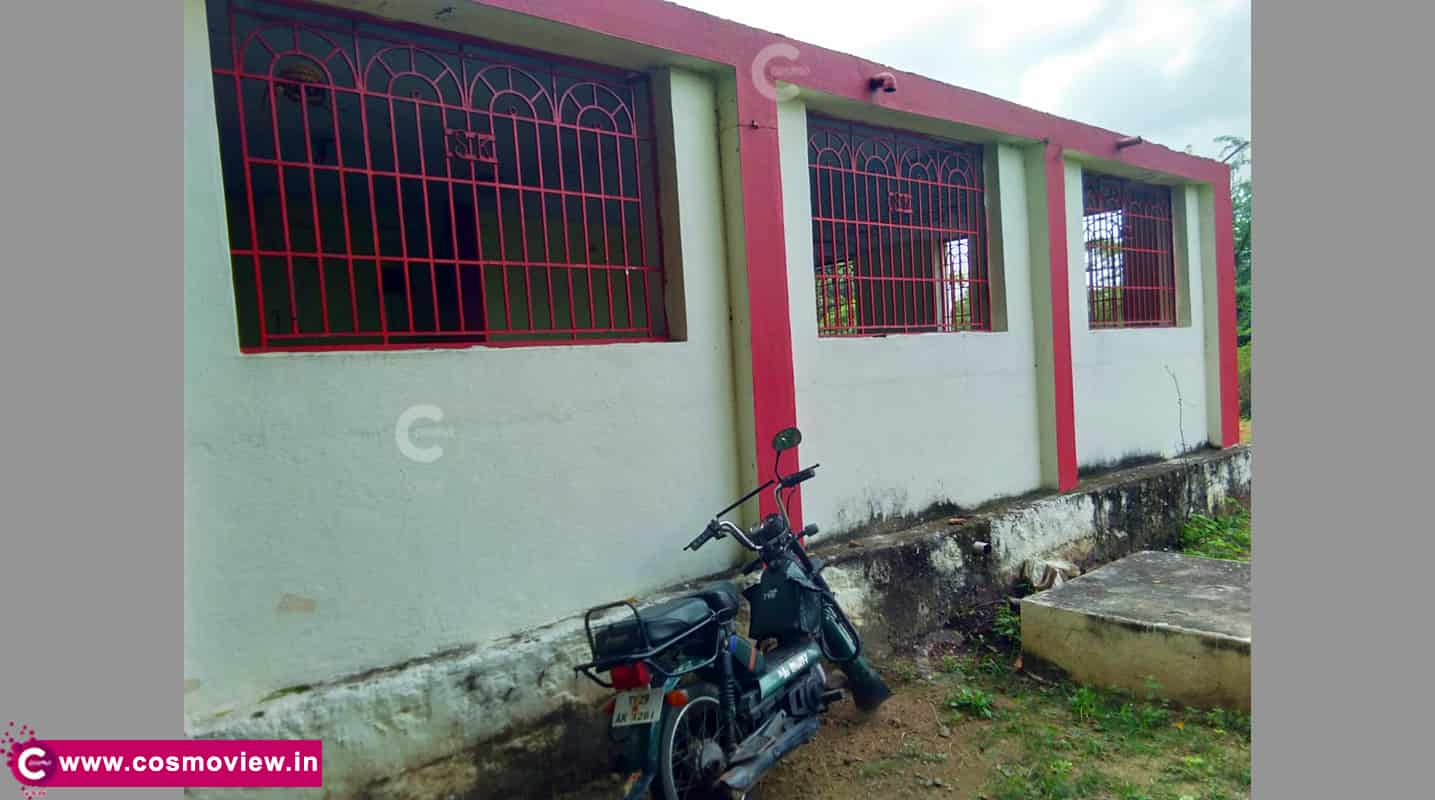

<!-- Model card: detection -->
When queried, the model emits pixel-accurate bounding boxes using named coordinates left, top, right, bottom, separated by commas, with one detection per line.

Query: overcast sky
left=670, top=0, right=1250, bottom=161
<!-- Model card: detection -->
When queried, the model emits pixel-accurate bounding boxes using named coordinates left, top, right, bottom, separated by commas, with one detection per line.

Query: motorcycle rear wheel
left=654, top=684, right=750, bottom=800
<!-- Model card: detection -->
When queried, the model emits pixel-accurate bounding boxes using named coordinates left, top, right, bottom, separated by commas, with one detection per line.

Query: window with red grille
left=1081, top=172, right=1177, bottom=329
left=206, top=0, right=666, bottom=351
left=807, top=116, right=992, bottom=336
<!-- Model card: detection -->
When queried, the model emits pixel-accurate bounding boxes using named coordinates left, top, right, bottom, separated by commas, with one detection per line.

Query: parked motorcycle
left=574, top=426, right=893, bottom=799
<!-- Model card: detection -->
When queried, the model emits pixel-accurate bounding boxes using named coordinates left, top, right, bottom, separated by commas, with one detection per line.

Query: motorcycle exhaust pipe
left=718, top=715, right=820, bottom=792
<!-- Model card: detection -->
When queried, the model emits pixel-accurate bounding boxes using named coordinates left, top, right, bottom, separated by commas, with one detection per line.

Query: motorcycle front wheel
left=655, top=683, right=750, bottom=800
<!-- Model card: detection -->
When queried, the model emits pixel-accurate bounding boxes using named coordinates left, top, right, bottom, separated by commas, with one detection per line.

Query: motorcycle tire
left=654, top=683, right=750, bottom=800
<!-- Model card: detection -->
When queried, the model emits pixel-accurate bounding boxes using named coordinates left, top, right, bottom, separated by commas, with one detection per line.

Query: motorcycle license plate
left=611, top=688, right=664, bottom=727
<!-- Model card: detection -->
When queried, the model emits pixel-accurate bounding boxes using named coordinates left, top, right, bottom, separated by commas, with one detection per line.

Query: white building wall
left=1065, top=162, right=1214, bottom=467
left=185, top=0, right=744, bottom=718
left=777, top=99, right=1046, bottom=535
left=185, top=0, right=1229, bottom=726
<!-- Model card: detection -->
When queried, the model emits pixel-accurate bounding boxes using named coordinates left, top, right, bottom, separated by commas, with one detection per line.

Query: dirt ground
left=554, top=643, right=1251, bottom=800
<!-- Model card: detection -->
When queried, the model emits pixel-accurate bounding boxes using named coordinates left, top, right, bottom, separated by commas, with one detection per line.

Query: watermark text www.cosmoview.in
left=4, top=728, right=322, bottom=794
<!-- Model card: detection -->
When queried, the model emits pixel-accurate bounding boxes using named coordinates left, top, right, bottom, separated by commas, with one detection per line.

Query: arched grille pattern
left=206, top=0, right=665, bottom=351
left=1081, top=172, right=1177, bottom=329
left=807, top=116, right=992, bottom=336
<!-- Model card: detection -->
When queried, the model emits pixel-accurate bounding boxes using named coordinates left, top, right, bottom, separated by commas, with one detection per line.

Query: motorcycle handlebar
left=779, top=464, right=820, bottom=488
left=686, top=519, right=763, bottom=552
left=689, top=465, right=820, bottom=553
left=684, top=522, right=718, bottom=551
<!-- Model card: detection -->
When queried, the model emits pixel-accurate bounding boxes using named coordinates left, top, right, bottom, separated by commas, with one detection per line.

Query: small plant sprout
left=1069, top=686, right=1100, bottom=722
left=948, top=686, right=996, bottom=719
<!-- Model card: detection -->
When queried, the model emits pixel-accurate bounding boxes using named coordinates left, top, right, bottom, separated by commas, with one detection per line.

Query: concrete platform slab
left=1020, top=550, right=1250, bottom=711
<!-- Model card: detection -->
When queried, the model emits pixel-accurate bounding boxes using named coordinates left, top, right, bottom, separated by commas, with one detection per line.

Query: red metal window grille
left=807, top=116, right=992, bottom=336
left=1081, top=172, right=1177, bottom=329
left=206, top=0, right=667, bottom=352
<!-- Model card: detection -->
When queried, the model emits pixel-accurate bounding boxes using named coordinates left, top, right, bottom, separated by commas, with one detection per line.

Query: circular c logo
left=751, top=43, right=805, bottom=102
left=15, top=743, right=55, bottom=785
left=396, top=404, right=445, bottom=464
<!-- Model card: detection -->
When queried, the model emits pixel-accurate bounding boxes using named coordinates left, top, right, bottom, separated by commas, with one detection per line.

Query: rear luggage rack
left=574, top=600, right=722, bottom=687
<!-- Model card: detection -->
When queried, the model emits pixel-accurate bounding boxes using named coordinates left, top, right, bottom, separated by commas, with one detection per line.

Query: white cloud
left=669, top=0, right=1250, bottom=159
left=671, top=0, right=958, bottom=53
left=949, top=0, right=1112, bottom=53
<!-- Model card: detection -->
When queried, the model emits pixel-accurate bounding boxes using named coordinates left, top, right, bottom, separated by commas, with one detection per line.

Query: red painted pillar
left=1043, top=143, right=1080, bottom=491
left=1212, top=171, right=1241, bottom=447
left=733, top=80, right=803, bottom=524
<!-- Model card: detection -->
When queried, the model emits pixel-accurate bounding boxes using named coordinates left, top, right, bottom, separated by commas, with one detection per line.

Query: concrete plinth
left=1020, top=550, right=1250, bottom=711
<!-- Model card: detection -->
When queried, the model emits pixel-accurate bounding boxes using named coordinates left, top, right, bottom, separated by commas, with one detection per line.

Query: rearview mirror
left=772, top=427, right=802, bottom=453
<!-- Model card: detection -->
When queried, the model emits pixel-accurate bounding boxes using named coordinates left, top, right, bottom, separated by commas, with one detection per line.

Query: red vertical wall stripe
left=1043, top=144, right=1079, bottom=491
left=734, top=82, right=802, bottom=523
left=1212, top=172, right=1241, bottom=446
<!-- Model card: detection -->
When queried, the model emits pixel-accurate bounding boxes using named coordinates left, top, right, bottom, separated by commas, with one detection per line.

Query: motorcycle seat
left=687, top=581, right=741, bottom=622
left=594, top=596, right=714, bottom=658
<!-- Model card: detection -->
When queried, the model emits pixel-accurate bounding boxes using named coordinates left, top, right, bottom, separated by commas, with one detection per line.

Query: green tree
left=1216, top=135, right=1251, bottom=345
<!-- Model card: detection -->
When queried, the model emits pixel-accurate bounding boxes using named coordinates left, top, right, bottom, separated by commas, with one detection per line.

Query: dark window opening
left=207, top=0, right=667, bottom=351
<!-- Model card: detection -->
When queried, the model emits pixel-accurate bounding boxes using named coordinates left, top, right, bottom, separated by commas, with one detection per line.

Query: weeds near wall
left=993, top=604, right=1022, bottom=648
left=1180, top=499, right=1251, bottom=561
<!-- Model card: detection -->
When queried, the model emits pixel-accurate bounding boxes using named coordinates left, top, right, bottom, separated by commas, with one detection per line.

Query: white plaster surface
left=186, top=0, right=745, bottom=719
left=1066, top=165, right=1217, bottom=467
left=777, top=99, right=1046, bottom=535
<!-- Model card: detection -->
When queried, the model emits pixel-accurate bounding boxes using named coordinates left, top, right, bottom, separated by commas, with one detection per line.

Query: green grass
left=980, top=687, right=1250, bottom=798
left=930, top=652, right=1251, bottom=800
left=1180, top=499, right=1251, bottom=561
